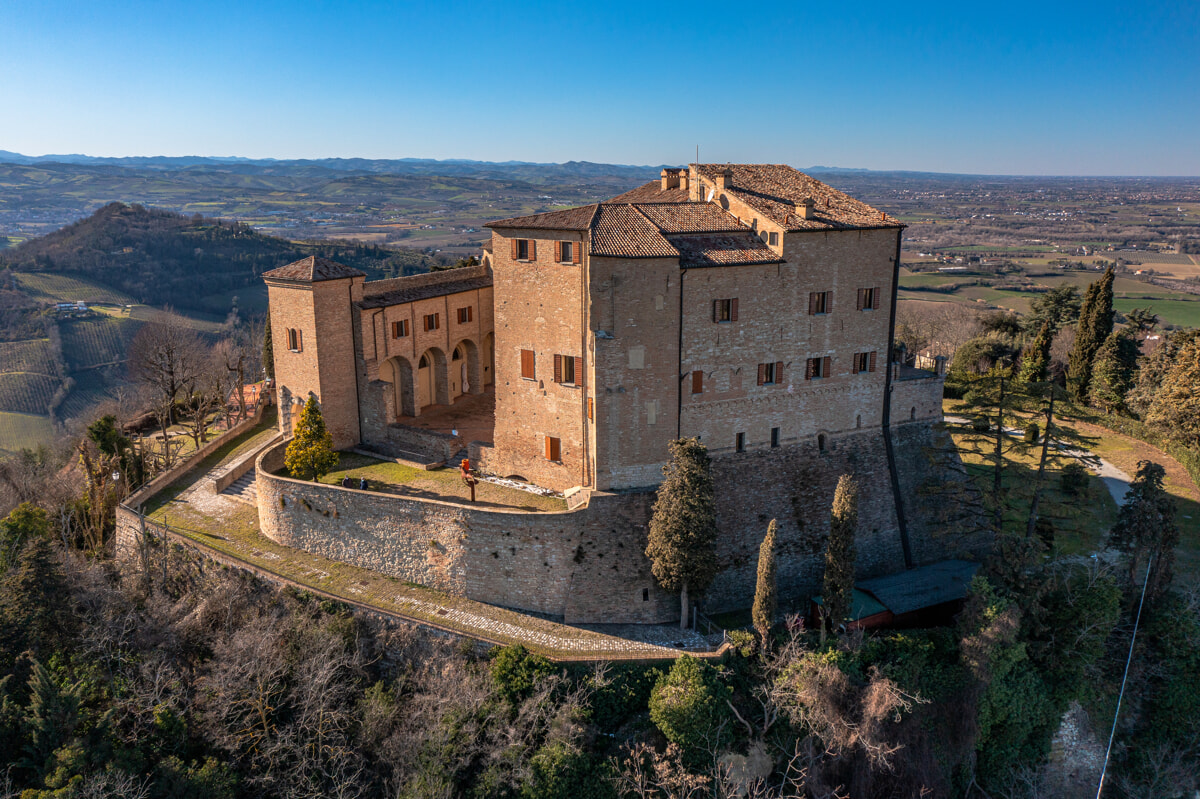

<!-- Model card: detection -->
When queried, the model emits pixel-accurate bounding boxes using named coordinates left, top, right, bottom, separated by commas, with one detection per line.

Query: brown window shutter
left=712, top=300, right=718, bottom=322
left=510, top=239, right=519, bottom=259
left=692, top=370, right=703, bottom=394
left=805, top=358, right=814, bottom=380
left=731, top=298, right=738, bottom=321
left=573, top=356, right=583, bottom=385
left=297, top=330, right=302, bottom=351
left=809, top=292, right=816, bottom=315
left=823, top=356, right=832, bottom=377
left=776, top=361, right=783, bottom=383
left=869, top=351, right=877, bottom=372
left=529, top=240, right=536, bottom=261
left=857, top=288, right=864, bottom=311
left=572, top=243, right=581, bottom=264
left=873, top=287, right=881, bottom=310
left=554, top=241, right=562, bottom=262
left=553, top=354, right=562, bottom=383
left=587, top=397, right=593, bottom=420
left=545, top=436, right=553, bottom=460
left=467, top=306, right=473, bottom=322
left=521, top=349, right=534, bottom=379
left=824, top=292, right=832, bottom=313
left=757, top=363, right=766, bottom=385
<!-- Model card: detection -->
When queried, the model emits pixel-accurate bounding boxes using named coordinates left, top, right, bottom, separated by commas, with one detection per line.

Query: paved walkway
left=145, top=430, right=721, bottom=661
left=945, top=416, right=1132, bottom=506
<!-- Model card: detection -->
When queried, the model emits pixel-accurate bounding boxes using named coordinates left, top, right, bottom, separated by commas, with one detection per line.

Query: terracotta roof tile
left=262, top=256, right=365, bottom=282
left=635, top=203, right=744, bottom=234
left=590, top=205, right=678, bottom=258
left=670, top=233, right=785, bottom=269
left=606, top=180, right=691, bottom=204
left=485, top=204, right=597, bottom=230
left=692, top=164, right=902, bottom=231
left=358, top=274, right=493, bottom=309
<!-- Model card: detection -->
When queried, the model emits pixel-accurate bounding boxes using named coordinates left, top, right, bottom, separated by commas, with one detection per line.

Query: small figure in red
left=460, top=458, right=477, bottom=502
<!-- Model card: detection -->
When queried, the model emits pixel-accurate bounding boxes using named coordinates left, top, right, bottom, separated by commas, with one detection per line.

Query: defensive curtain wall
left=255, top=382, right=987, bottom=624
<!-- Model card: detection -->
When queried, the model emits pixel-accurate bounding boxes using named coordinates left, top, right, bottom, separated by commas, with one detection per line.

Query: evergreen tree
left=1089, top=330, right=1139, bottom=414
left=1145, top=338, right=1200, bottom=447
left=262, top=316, right=275, bottom=383
left=0, top=503, right=51, bottom=572
left=1024, top=284, right=1082, bottom=333
left=751, top=519, right=777, bottom=650
left=646, top=438, right=719, bottom=629
left=1109, top=460, right=1178, bottom=602
left=1128, top=328, right=1200, bottom=418
left=284, top=396, right=338, bottom=482
left=822, top=475, right=858, bottom=629
left=1066, top=268, right=1114, bottom=403
left=0, top=538, right=73, bottom=672
left=1017, top=321, right=1053, bottom=384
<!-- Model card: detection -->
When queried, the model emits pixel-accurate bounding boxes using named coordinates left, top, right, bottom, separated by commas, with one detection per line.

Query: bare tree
left=127, top=312, right=204, bottom=467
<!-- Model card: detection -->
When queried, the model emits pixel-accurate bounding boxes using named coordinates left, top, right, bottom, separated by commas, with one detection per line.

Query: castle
left=259, top=164, right=982, bottom=624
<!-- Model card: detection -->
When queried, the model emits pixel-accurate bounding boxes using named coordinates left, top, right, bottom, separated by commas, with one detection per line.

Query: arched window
left=452, top=347, right=462, bottom=362
left=856, top=414, right=862, bottom=429
left=419, top=354, right=429, bottom=369
left=910, top=407, right=916, bottom=421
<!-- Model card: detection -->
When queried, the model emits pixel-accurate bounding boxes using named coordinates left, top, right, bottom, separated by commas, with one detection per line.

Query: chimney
left=660, top=168, right=673, bottom=191
left=677, top=169, right=689, bottom=191
left=798, top=197, right=816, bottom=219
left=715, top=168, right=732, bottom=190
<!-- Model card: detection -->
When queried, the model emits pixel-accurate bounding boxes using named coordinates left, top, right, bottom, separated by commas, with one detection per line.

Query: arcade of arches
left=381, top=334, right=494, bottom=420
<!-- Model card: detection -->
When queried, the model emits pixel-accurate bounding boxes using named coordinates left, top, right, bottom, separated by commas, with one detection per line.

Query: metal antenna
left=696, top=144, right=699, bottom=164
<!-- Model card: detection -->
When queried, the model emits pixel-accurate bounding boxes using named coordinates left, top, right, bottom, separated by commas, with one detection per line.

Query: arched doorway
left=415, top=347, right=449, bottom=411
left=451, top=338, right=482, bottom=397
left=382, top=355, right=417, bottom=418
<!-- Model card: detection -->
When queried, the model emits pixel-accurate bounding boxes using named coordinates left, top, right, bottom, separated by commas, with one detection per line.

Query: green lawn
left=298, top=452, right=567, bottom=513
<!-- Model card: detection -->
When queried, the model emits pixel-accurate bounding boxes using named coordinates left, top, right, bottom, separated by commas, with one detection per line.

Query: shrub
left=1059, top=462, right=1089, bottom=496
left=648, top=655, right=732, bottom=760
left=490, top=644, right=553, bottom=707
left=1023, top=422, right=1040, bottom=444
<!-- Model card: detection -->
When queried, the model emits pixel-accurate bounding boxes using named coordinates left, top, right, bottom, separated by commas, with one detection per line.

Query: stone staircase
left=222, top=471, right=258, bottom=504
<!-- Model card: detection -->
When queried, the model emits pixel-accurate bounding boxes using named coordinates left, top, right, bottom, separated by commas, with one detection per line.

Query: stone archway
left=416, top=347, right=449, bottom=411
left=383, top=355, right=417, bottom=418
left=451, top=338, right=483, bottom=398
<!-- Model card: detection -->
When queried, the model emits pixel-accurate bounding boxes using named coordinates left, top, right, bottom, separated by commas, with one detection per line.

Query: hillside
left=0, top=203, right=447, bottom=315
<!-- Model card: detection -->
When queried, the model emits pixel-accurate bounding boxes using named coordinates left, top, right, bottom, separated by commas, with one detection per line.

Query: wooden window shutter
left=554, top=241, right=562, bottom=262
left=572, top=242, right=581, bottom=264
left=573, top=356, right=583, bottom=385
left=510, top=239, right=519, bottom=259
left=808, top=292, right=817, bottom=315
left=553, top=354, right=562, bottom=383
left=805, top=358, right=814, bottom=380
left=528, top=240, right=537, bottom=261
left=869, top=351, right=877, bottom=372
left=467, top=306, right=473, bottom=322
left=824, top=292, right=831, bottom=313
left=297, top=330, right=302, bottom=351
left=731, top=298, right=738, bottom=321
left=823, top=356, right=832, bottom=377
left=857, top=288, right=864, bottom=310
left=757, top=363, right=766, bottom=385
left=587, top=397, right=593, bottom=420
left=692, top=370, right=703, bottom=394
left=873, top=287, right=881, bottom=310
left=544, top=436, right=554, bottom=460
left=521, top=349, right=535, bottom=379
left=712, top=300, right=718, bottom=322
left=775, top=361, right=784, bottom=383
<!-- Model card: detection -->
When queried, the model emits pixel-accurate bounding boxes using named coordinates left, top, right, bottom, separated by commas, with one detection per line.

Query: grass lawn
left=300, top=452, right=567, bottom=513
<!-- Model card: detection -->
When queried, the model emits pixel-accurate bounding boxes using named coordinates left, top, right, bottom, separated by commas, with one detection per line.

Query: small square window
left=457, top=306, right=473, bottom=324
left=560, top=241, right=574, bottom=262
left=423, top=313, right=440, bottom=332
left=810, top=291, right=829, bottom=315
left=516, top=239, right=530, bottom=260
left=391, top=320, right=409, bottom=339
left=713, top=298, right=737, bottom=323
left=545, top=436, right=561, bottom=462
left=768, top=232, right=779, bottom=246
left=287, top=328, right=302, bottom=352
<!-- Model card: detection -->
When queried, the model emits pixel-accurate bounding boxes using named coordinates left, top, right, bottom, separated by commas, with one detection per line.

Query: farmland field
left=60, top=316, right=140, bottom=371
left=0, top=412, right=55, bottom=454
left=14, top=272, right=134, bottom=305
left=0, top=372, right=61, bottom=414
left=1113, top=298, right=1200, bottom=329
left=57, top=369, right=122, bottom=422
left=0, top=339, right=54, bottom=374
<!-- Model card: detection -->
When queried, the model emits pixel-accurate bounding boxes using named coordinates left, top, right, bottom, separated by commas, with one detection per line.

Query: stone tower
left=263, top=256, right=366, bottom=450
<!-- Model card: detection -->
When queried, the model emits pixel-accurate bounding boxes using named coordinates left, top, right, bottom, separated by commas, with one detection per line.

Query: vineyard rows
left=14, top=272, right=134, bottom=305
left=60, top=317, right=140, bottom=371
left=0, top=372, right=62, bottom=415
left=0, top=412, right=55, bottom=454
left=0, top=339, right=55, bottom=375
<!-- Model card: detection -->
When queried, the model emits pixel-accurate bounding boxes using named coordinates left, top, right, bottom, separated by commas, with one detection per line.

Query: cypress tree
left=1109, top=460, right=1178, bottom=602
left=1018, top=321, right=1053, bottom=384
left=1145, top=338, right=1200, bottom=447
left=1067, top=268, right=1115, bottom=403
left=752, top=519, right=778, bottom=650
left=646, top=438, right=719, bottom=629
left=284, top=396, right=338, bottom=481
left=262, top=316, right=275, bottom=382
left=823, top=475, right=859, bottom=630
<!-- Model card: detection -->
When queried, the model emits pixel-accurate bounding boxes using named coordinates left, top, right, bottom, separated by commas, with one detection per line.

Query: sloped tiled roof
left=606, top=180, right=691, bottom=204
left=590, top=205, right=678, bottom=258
left=670, top=233, right=784, bottom=269
left=635, top=203, right=745, bottom=234
left=485, top=204, right=597, bottom=231
left=263, top=256, right=366, bottom=282
left=692, top=164, right=902, bottom=231
left=358, top=274, right=493, bottom=309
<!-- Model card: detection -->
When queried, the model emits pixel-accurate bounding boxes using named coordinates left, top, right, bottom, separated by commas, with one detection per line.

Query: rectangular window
left=712, top=298, right=738, bottom=323
left=511, top=238, right=536, bottom=261
left=771, top=427, right=780, bottom=448
left=735, top=432, right=746, bottom=453
left=553, top=354, right=579, bottom=385
left=768, top=231, right=779, bottom=246
left=852, top=351, right=878, bottom=373
left=456, top=306, right=473, bottom=324
left=645, top=401, right=657, bottom=426
left=757, top=361, right=783, bottom=385
left=554, top=241, right=578, bottom=263
left=692, top=370, right=703, bottom=394
left=545, top=436, right=561, bottom=462
left=809, top=291, right=830, bottom=315
left=423, top=313, right=439, bottom=332
left=391, top=319, right=409, bottom=339
left=520, top=349, right=536, bottom=380
left=857, top=287, right=880, bottom=310
left=806, top=356, right=832, bottom=379
left=287, top=328, right=302, bottom=352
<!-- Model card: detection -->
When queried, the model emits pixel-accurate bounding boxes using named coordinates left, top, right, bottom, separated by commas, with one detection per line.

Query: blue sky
left=2, top=0, right=1198, bottom=174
